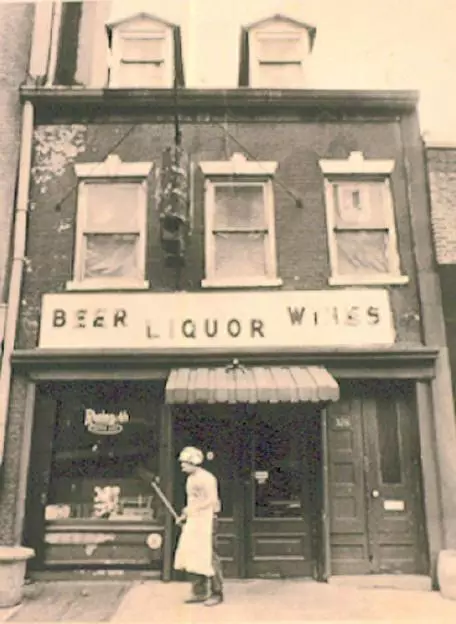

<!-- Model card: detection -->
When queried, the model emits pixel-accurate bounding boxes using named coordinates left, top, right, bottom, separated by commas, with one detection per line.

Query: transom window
left=200, top=153, right=281, bottom=288
left=68, top=155, right=153, bottom=291
left=319, top=152, right=408, bottom=286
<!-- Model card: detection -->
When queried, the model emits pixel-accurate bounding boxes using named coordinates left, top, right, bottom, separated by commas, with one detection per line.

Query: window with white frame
left=108, top=14, right=174, bottom=88
left=248, top=17, right=314, bottom=88
left=200, top=153, right=282, bottom=288
left=319, top=151, right=408, bottom=286
left=68, top=155, right=153, bottom=290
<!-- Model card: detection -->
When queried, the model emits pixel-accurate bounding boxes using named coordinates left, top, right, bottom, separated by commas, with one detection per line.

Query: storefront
left=13, top=288, right=438, bottom=581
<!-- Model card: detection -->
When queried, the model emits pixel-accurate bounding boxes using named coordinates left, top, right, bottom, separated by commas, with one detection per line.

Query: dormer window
left=107, top=13, right=183, bottom=88
left=242, top=14, right=316, bottom=88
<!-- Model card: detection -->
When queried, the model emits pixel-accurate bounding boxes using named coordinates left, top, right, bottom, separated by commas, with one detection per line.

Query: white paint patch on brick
left=32, top=125, right=87, bottom=192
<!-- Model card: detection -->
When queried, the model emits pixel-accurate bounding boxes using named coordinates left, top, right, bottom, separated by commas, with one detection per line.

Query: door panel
left=328, top=397, right=370, bottom=574
left=173, top=405, right=320, bottom=579
left=328, top=384, right=428, bottom=576
left=173, top=405, right=242, bottom=578
left=365, top=395, right=428, bottom=573
left=246, top=411, right=317, bottom=578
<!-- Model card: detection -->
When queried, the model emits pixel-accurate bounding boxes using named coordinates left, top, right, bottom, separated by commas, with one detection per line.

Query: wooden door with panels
left=243, top=406, right=321, bottom=579
left=327, top=383, right=428, bottom=575
left=173, top=404, right=322, bottom=579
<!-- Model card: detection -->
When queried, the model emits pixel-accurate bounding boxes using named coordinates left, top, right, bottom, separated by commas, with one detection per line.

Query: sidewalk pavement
left=111, top=579, right=456, bottom=623
left=2, top=579, right=456, bottom=623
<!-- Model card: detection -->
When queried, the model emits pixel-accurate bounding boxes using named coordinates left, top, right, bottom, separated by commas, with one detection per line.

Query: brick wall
left=16, top=115, right=423, bottom=349
left=427, top=147, right=456, bottom=265
left=0, top=108, right=431, bottom=545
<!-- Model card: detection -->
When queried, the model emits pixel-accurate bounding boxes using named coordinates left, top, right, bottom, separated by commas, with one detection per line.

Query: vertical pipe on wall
left=160, top=403, right=174, bottom=581
left=0, top=100, right=34, bottom=467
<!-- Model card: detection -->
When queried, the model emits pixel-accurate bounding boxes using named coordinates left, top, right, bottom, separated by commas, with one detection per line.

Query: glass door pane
left=253, top=420, right=303, bottom=518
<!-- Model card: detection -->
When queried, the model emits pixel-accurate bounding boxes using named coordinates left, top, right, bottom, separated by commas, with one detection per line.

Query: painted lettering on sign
left=39, top=290, right=395, bottom=349
left=287, top=305, right=381, bottom=327
left=45, top=532, right=116, bottom=545
left=52, top=308, right=128, bottom=329
left=175, top=318, right=265, bottom=340
left=84, top=409, right=129, bottom=435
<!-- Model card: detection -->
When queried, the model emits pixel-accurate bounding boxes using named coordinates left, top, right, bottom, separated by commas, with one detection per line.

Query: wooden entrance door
left=327, top=383, right=428, bottom=575
left=173, top=405, right=321, bottom=579
left=243, top=408, right=320, bottom=578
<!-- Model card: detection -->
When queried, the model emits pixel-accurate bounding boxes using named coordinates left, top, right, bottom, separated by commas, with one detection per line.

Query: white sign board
left=39, top=289, right=395, bottom=350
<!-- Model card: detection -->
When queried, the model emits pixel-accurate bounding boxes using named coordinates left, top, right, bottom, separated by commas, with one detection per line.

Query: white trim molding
left=319, top=151, right=395, bottom=176
left=201, top=154, right=280, bottom=289
left=319, top=152, right=408, bottom=287
left=200, top=152, right=278, bottom=177
left=74, top=154, right=153, bottom=179
left=68, top=155, right=153, bottom=291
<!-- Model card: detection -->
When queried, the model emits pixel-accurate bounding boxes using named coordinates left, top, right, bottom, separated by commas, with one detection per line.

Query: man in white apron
left=174, top=446, right=224, bottom=606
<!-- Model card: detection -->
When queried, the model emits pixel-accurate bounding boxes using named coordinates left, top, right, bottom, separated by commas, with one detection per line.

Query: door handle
left=371, top=489, right=380, bottom=499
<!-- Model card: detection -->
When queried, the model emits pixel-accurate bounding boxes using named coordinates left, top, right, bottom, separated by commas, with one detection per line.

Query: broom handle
left=150, top=480, right=180, bottom=522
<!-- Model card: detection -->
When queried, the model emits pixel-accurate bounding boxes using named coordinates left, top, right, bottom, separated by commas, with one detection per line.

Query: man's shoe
left=184, top=595, right=208, bottom=604
left=204, top=594, right=224, bottom=607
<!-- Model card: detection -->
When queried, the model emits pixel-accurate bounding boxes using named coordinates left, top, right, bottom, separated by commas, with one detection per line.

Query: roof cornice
left=20, top=86, right=419, bottom=116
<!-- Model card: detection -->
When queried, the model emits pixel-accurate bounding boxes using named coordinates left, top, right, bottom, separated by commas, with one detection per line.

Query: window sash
left=205, top=180, right=277, bottom=283
left=83, top=182, right=142, bottom=233
left=256, top=34, right=303, bottom=63
left=81, top=233, right=141, bottom=280
left=74, top=181, right=146, bottom=283
left=326, top=178, right=400, bottom=279
left=109, top=24, right=173, bottom=88
left=119, top=34, right=166, bottom=63
left=333, top=230, right=391, bottom=276
left=213, top=232, right=270, bottom=279
left=332, top=181, right=388, bottom=229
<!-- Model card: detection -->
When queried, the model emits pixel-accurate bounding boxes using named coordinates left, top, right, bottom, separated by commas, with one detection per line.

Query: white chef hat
left=178, top=446, right=204, bottom=465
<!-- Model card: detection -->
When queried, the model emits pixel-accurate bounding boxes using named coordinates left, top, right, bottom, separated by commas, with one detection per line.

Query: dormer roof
left=106, top=11, right=177, bottom=32
left=244, top=13, right=316, bottom=48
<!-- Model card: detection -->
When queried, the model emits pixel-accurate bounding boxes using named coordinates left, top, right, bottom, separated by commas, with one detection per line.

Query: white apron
left=173, top=468, right=218, bottom=577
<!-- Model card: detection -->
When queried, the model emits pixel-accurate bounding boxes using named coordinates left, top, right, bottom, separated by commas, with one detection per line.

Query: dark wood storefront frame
left=11, top=345, right=441, bottom=582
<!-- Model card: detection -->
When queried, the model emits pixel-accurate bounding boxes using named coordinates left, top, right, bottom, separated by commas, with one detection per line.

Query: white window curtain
left=82, top=183, right=142, bottom=280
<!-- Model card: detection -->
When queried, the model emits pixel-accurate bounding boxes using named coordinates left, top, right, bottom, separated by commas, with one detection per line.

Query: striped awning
left=165, top=365, right=339, bottom=404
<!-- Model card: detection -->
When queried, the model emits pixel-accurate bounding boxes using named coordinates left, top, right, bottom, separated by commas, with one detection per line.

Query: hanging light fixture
left=158, top=64, right=191, bottom=267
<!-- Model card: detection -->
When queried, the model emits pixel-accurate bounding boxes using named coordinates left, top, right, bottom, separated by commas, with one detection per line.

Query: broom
left=136, top=464, right=182, bottom=524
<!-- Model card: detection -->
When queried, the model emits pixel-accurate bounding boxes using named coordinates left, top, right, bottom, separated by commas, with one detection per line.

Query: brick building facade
left=1, top=0, right=456, bottom=590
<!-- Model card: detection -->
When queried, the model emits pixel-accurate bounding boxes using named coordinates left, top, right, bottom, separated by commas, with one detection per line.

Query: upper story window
left=68, top=155, right=153, bottom=291
left=241, top=14, right=316, bottom=88
left=200, top=153, right=282, bottom=289
left=319, top=151, right=408, bottom=286
left=107, top=12, right=181, bottom=88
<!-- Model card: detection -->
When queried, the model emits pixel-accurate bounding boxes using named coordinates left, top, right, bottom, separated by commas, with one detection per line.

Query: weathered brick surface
left=16, top=117, right=423, bottom=350
left=427, top=147, right=456, bottom=264
left=1, top=109, right=429, bottom=544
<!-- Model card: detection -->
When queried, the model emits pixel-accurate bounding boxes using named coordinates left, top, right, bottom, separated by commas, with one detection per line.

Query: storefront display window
left=46, top=382, right=162, bottom=524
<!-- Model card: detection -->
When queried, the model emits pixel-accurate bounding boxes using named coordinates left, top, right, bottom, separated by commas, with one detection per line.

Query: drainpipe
left=0, top=100, right=34, bottom=467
